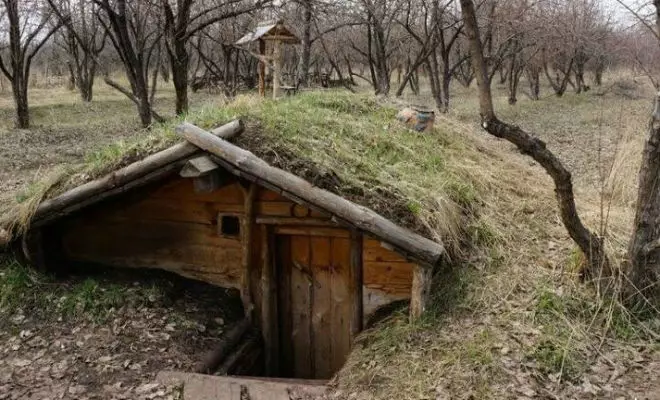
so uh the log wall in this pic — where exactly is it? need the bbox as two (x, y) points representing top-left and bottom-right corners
(57, 176), (416, 318)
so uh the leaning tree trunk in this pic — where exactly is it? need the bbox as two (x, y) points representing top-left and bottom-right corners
(459, 0), (609, 281)
(628, 93), (660, 299)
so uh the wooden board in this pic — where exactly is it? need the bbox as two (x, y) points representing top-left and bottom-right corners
(330, 237), (351, 372)
(289, 235), (312, 378)
(275, 233), (352, 380)
(363, 238), (410, 263)
(310, 237), (332, 379)
(61, 217), (243, 288)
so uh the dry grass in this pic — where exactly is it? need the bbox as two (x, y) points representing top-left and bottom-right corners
(332, 74), (660, 399)
(1, 72), (659, 398)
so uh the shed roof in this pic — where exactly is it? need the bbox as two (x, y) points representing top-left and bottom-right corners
(22, 121), (445, 268)
(235, 21), (300, 45)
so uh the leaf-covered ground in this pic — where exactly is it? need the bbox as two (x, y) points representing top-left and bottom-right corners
(1, 77), (659, 400)
(0, 257), (242, 399)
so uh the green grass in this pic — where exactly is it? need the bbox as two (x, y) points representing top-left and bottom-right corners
(0, 255), (167, 324)
(4, 91), (487, 253)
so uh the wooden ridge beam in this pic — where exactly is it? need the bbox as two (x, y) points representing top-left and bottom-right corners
(175, 122), (446, 268)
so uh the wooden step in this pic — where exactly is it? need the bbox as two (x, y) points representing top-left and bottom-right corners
(157, 371), (328, 400)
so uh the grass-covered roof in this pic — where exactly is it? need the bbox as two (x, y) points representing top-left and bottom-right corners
(2, 91), (487, 252)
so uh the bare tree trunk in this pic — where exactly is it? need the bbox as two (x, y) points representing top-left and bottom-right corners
(171, 38), (189, 115)
(526, 66), (540, 100)
(66, 61), (76, 91)
(460, 0), (609, 280)
(14, 81), (29, 129)
(297, 0), (312, 87)
(626, 3), (660, 299)
(628, 94), (660, 299)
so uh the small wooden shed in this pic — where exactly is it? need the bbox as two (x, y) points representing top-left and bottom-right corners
(235, 20), (300, 98)
(17, 121), (445, 380)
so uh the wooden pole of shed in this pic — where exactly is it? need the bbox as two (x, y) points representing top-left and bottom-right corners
(349, 229), (364, 339)
(260, 224), (279, 375)
(240, 183), (257, 319)
(410, 265), (433, 319)
(258, 40), (266, 97)
(272, 39), (281, 99)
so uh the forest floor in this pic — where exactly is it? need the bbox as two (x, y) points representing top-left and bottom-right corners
(0, 77), (659, 399)
(334, 77), (660, 399)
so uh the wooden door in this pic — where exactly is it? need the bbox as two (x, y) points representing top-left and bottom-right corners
(276, 234), (352, 379)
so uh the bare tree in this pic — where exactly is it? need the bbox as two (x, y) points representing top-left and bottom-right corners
(396, 0), (464, 112)
(347, 0), (405, 95)
(622, 0), (660, 300)
(94, 0), (163, 128)
(0, 0), (62, 128)
(48, 0), (107, 102)
(459, 0), (609, 280)
(160, 0), (270, 115)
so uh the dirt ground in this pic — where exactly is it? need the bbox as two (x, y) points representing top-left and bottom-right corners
(1, 78), (659, 399)
(0, 264), (243, 400)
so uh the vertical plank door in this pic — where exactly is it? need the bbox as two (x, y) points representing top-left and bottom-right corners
(276, 234), (352, 379)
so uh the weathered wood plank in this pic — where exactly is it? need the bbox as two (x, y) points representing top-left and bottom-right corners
(103, 196), (219, 225)
(410, 264), (433, 319)
(240, 184), (257, 319)
(151, 178), (244, 204)
(350, 230), (364, 340)
(61, 218), (243, 288)
(363, 260), (415, 296)
(363, 238), (410, 263)
(290, 235), (312, 378)
(274, 226), (350, 238)
(330, 237), (351, 375)
(311, 237), (332, 379)
(260, 225), (278, 376)
(255, 217), (335, 226)
(277, 235), (293, 377)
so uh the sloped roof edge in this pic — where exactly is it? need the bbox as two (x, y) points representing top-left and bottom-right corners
(176, 123), (445, 267)
(22, 120), (445, 268)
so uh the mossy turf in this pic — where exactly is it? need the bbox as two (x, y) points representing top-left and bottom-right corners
(4, 91), (482, 251)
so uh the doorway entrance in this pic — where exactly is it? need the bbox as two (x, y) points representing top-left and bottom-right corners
(275, 232), (352, 379)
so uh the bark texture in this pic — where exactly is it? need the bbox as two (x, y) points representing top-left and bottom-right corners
(628, 93), (660, 298)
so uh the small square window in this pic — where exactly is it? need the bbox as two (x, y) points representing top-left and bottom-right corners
(220, 215), (241, 237)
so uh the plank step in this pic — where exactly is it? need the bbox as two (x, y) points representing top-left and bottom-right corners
(157, 371), (328, 400)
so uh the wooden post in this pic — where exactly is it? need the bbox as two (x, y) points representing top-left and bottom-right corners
(349, 230), (363, 340)
(272, 39), (281, 99)
(240, 183), (257, 319)
(258, 40), (266, 97)
(260, 225), (279, 376)
(410, 265), (433, 319)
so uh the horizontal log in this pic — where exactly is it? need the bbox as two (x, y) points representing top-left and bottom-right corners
(216, 330), (261, 375)
(255, 216), (336, 226)
(176, 122), (445, 267)
(194, 318), (252, 374)
(32, 120), (244, 224)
